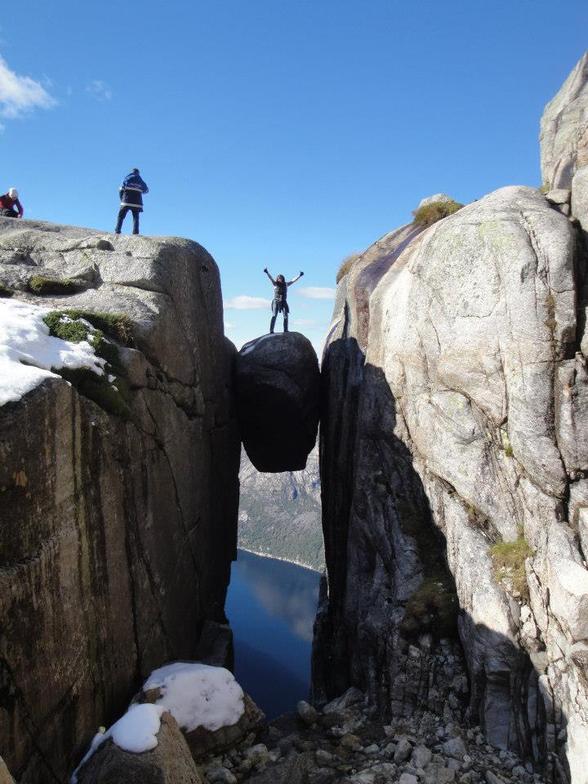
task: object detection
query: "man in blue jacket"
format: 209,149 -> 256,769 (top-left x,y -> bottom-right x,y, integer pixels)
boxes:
115,168 -> 149,235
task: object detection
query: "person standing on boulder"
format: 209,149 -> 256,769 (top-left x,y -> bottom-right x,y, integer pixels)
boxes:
263,268 -> 304,333
115,168 -> 149,235
0,188 -> 24,218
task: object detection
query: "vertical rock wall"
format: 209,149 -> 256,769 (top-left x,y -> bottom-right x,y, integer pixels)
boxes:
0,222 -> 240,783
314,185 -> 588,783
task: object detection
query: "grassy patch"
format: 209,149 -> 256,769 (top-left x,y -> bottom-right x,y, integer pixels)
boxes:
491,536 -> 532,600
43,310 -> 131,417
336,253 -> 360,284
43,311 -> 91,343
501,429 -> 513,457
539,182 -> 551,194
44,308 -> 133,345
28,275 -> 80,295
413,199 -> 463,227
401,574 -> 459,639
0,282 -> 13,298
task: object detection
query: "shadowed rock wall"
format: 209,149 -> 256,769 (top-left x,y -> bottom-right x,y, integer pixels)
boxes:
0,220 -> 240,783
314,186 -> 588,783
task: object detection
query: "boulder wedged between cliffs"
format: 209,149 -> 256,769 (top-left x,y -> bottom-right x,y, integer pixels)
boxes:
235,332 -> 320,473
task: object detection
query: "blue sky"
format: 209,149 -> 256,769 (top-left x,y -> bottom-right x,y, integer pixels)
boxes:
1,1 -> 587,351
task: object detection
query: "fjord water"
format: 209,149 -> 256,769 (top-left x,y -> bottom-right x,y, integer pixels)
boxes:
226,549 -> 321,719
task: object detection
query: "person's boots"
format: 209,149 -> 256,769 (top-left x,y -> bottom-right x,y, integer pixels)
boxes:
283,317 -> 289,333
270,316 -> 276,334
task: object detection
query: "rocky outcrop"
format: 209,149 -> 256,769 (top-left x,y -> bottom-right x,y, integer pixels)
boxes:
0,758 -> 15,784
235,333 -> 320,473
0,220 -> 240,783
315,183 -> 588,782
196,686 -> 547,784
75,711 -> 204,784
540,51 -> 588,190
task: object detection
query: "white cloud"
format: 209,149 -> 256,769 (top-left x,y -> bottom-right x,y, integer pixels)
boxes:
0,55 -> 56,119
224,295 -> 271,310
298,287 -> 336,300
291,318 -> 317,327
86,80 -> 112,101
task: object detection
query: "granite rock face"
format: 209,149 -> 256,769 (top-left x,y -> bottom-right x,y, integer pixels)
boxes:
314,186 -> 588,782
540,51 -> 588,190
235,332 -> 320,472
75,712 -> 204,784
0,220 -> 240,783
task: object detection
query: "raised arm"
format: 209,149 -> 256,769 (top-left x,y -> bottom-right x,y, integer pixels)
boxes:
287,271 -> 304,286
263,268 -> 276,285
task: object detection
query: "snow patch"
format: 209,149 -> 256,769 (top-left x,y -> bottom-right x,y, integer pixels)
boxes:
144,661 -> 245,732
70,704 -> 165,783
0,300 -> 105,406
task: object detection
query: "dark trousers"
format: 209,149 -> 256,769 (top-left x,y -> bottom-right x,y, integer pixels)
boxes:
270,299 -> 289,333
0,208 -> 18,218
115,206 -> 141,235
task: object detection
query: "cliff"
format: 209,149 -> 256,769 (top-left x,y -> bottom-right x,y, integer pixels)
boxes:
0,220 -> 240,782
315,53 -> 588,784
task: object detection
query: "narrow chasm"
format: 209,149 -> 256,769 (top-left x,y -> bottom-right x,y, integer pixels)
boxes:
226,447 -> 324,720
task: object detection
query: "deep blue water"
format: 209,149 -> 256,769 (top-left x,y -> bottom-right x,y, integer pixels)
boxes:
226,549 -> 321,719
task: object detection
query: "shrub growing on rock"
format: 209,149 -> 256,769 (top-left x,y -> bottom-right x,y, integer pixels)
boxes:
401,574 -> 459,639
0,282 -> 13,298
336,253 -> 360,283
490,536 -> 532,600
412,199 -> 463,227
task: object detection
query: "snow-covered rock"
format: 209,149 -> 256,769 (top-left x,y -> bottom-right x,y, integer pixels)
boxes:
139,661 -> 264,760
73,711 -> 202,784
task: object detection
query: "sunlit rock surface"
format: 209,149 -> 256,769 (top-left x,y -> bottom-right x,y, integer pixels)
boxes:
315,185 -> 588,781
0,219 -> 240,783
540,51 -> 588,190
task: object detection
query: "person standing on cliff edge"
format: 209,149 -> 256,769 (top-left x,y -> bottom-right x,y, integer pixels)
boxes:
263,268 -> 304,333
115,168 -> 149,235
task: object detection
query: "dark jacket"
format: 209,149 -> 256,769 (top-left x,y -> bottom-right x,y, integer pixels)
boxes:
0,194 -> 23,217
119,172 -> 149,211
273,281 -> 288,301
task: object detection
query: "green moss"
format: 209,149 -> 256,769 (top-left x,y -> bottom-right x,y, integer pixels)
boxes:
336,253 -> 360,284
491,536 -> 533,599
43,310 -> 130,418
57,367 -> 130,418
401,574 -> 459,639
43,311 -> 91,343
46,308 -> 134,345
413,199 -> 463,227
500,429 -> 513,457
28,275 -> 79,295
0,282 -> 13,298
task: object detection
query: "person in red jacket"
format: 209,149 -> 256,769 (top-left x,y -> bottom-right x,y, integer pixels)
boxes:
0,188 -> 24,218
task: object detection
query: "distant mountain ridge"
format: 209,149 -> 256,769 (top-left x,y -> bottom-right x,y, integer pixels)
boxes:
238,447 -> 324,571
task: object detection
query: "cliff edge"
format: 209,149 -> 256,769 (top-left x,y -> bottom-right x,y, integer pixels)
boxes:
0,220 -> 240,783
